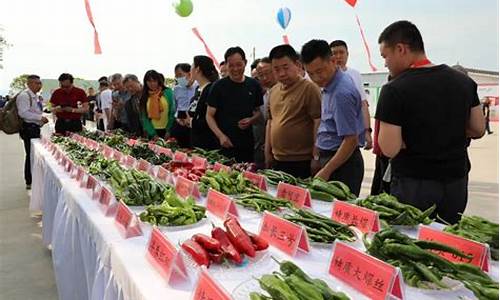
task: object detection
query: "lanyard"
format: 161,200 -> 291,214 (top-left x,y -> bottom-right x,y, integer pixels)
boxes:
410,58 -> 432,68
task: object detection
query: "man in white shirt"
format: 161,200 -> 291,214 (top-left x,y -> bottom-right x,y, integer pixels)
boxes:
16,75 -> 49,189
330,40 -> 373,150
96,78 -> 113,131
254,57 -> 277,169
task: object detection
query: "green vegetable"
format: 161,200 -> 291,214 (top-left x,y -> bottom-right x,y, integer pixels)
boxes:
444,215 -> 499,261
284,274 -> 323,300
256,259 -> 351,300
365,228 -> 498,296
257,274 -> 300,300
139,190 -> 205,226
283,209 -> 356,244
355,193 -> 435,226
306,178 -> 356,201
235,191 -> 293,213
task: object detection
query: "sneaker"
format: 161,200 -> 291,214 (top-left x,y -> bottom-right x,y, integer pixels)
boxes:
26,184 -> 31,190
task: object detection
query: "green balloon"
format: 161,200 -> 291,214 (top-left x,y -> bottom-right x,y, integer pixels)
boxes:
174,0 -> 193,17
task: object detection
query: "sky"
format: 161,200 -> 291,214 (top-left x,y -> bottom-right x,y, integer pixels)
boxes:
0,0 -> 498,95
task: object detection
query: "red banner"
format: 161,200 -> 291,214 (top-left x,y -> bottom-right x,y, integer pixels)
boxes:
83,0 -> 102,54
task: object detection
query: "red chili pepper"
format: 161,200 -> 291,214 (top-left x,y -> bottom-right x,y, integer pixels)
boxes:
192,234 -> 221,252
246,231 -> 269,251
223,217 -> 256,258
188,173 -> 199,182
181,240 -> 210,267
207,250 -> 224,264
211,227 -> 243,264
181,162 -> 194,170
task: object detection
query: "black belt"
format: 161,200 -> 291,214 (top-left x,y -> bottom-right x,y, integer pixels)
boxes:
22,122 -> 40,128
319,147 -> 361,156
58,119 -> 80,122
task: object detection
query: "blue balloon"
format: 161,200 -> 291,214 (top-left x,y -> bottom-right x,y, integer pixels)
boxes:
277,7 -> 291,30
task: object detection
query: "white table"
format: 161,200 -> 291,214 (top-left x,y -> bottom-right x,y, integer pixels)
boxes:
30,140 -> 497,300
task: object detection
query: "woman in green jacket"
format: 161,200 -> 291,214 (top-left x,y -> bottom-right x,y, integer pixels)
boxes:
139,70 -> 175,139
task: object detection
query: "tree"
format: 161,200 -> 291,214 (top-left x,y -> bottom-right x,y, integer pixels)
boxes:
10,74 -> 29,93
165,77 -> 176,88
0,26 -> 11,69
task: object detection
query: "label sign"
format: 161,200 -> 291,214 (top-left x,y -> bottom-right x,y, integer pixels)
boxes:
99,187 -> 114,207
192,268 -> 232,300
331,200 -> 380,233
98,186 -> 119,216
75,166 -> 85,182
213,162 -> 231,172
113,149 -> 123,161
114,201 -> 143,239
417,225 -> 490,271
243,171 -> 267,191
137,159 -> 151,172
276,182 -> 311,208
146,227 -> 187,284
206,189 -> 239,220
329,241 -> 404,300
174,151 -> 189,162
148,166 -> 157,177
258,212 -> 309,256
65,159 -> 74,173
175,176 -> 200,199
86,175 -> 98,191
156,167 -> 170,183
54,150 -> 62,161
123,155 -> 136,168
148,143 -> 158,152
192,156 -> 208,169
103,145 -> 114,158
157,146 -> 173,158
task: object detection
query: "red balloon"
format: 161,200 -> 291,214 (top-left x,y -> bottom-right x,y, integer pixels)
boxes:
345,0 -> 357,8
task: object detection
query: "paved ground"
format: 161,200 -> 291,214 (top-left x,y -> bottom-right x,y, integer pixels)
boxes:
0,133 -> 57,299
0,122 -> 497,299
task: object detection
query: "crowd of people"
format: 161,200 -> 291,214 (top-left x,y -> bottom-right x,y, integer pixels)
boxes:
14,20 -> 488,224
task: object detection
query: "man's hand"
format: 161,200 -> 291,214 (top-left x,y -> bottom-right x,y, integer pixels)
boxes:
176,118 -> 186,126
185,117 -> 193,128
311,159 -> 322,176
52,106 -> 62,113
40,116 -> 49,124
364,131 -> 373,150
314,167 -> 331,181
238,118 -> 252,130
219,135 -> 234,148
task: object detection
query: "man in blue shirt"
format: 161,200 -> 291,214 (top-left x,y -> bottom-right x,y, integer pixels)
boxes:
172,63 -> 197,147
301,39 -> 365,196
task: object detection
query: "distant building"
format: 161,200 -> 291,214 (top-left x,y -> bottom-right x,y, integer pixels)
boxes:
361,65 -> 499,120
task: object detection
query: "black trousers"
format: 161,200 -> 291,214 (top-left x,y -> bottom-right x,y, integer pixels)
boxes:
20,123 -> 40,185
390,175 -> 468,224
485,118 -> 492,134
55,119 -> 82,134
370,155 -> 391,195
220,147 -> 255,163
319,148 -> 364,196
273,160 -> 311,179
170,122 -> 191,148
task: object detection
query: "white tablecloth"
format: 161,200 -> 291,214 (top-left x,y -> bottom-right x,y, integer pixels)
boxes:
30,140 -> 497,300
